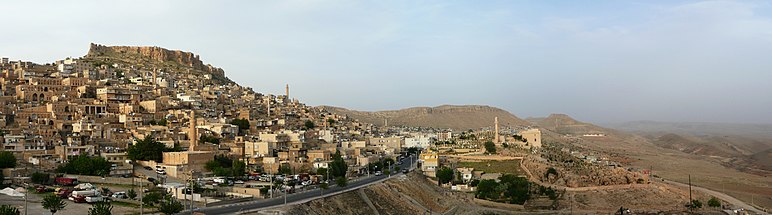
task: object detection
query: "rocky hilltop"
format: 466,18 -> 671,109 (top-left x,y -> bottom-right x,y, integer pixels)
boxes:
87,43 -> 224,76
319,105 -> 531,131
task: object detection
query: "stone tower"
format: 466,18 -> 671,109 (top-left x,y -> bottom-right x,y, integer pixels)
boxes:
494,117 -> 500,144
152,69 -> 158,89
285,84 -> 290,101
189,111 -> 197,151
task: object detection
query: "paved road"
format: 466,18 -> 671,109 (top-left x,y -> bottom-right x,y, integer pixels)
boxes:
181,155 -> 417,215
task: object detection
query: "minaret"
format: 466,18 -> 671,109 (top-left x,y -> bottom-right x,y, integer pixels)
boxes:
285,84 -> 290,101
494,117 -> 500,144
189,111 -> 197,151
152,69 -> 158,89
267,98 -> 271,117
384,118 -> 388,127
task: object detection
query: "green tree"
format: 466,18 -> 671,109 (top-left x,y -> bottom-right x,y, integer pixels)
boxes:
205,160 -> 222,172
127,135 -> 168,162
476,179 -> 499,200
0,152 -> 16,169
316,168 -> 328,180
0,205 -> 19,215
335,176 -> 348,187
142,192 -> 163,206
383,158 -> 395,167
42,194 -> 66,215
87,201 -> 112,215
31,172 -> 50,184
278,164 -> 292,175
304,120 -> 315,130
199,135 -> 221,144
327,118 -> 335,125
436,167 -> 454,185
484,141 -> 496,154
230,118 -> 250,133
56,155 -> 111,176
330,150 -> 347,178
707,197 -> 721,208
232,161 -> 246,177
158,195 -> 184,215
499,174 -> 531,204
127,189 -> 137,199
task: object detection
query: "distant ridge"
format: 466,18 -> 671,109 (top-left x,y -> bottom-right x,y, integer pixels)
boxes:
318,105 -> 531,131
527,114 -> 618,136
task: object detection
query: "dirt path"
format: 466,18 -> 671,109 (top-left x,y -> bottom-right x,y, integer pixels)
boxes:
659,179 -> 768,214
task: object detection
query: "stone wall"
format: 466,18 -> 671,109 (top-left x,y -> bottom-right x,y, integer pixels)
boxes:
63,174 -> 151,186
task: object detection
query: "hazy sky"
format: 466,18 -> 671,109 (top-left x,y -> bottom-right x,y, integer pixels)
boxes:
2,0 -> 772,124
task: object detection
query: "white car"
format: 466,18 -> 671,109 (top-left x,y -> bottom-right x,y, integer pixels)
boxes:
375,171 -> 383,176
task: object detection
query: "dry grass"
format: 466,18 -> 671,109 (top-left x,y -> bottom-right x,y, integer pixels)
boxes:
457,160 -> 524,176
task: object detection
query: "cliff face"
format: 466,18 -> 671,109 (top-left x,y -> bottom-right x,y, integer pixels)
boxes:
87,43 -> 224,75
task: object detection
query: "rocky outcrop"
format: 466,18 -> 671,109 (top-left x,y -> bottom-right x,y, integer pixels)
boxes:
87,43 -> 224,76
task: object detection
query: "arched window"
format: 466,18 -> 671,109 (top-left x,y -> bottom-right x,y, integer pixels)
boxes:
31,93 -> 38,101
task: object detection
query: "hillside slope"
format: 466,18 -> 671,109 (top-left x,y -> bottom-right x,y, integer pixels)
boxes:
527,114 -> 619,136
318,105 -> 530,131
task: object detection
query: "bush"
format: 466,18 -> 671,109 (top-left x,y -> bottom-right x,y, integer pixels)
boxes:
31,172 -> 50,185
708,197 -> 721,208
0,152 -> 16,169
127,189 -> 137,199
335,176 -> 347,187
0,205 -> 19,215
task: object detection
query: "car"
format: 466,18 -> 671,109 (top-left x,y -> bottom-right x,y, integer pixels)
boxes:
147,177 -> 156,183
143,166 -> 153,170
111,192 -> 127,199
234,180 -> 244,184
375,171 -> 383,176
402,169 -> 409,174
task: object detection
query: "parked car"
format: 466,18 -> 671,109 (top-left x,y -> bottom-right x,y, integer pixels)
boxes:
402,169 -> 409,174
375,171 -> 383,176
144,166 -> 153,171
111,192 -> 127,199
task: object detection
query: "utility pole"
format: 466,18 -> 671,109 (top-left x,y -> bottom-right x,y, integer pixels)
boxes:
189,170 -> 195,215
23,183 -> 27,215
388,162 -> 391,178
139,180 -> 144,215
269,162 -> 273,199
688,174 -> 693,213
